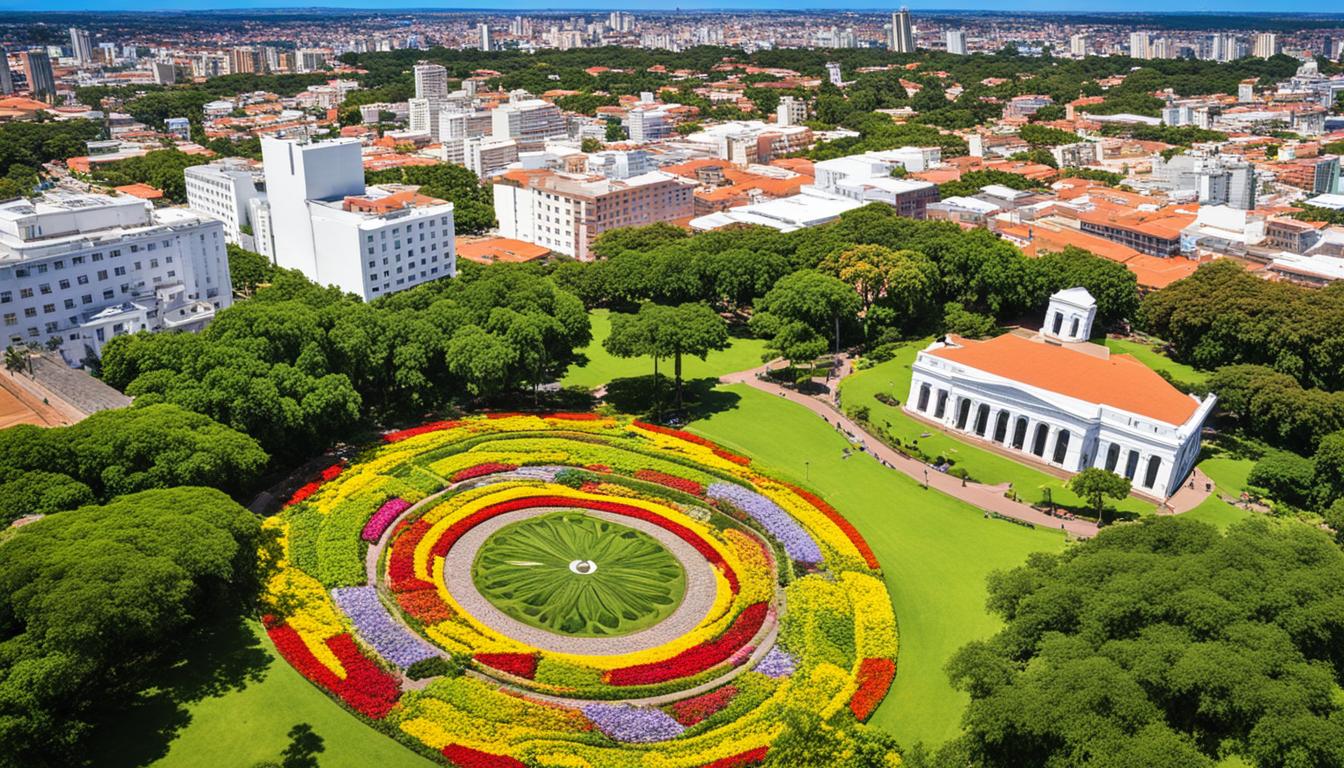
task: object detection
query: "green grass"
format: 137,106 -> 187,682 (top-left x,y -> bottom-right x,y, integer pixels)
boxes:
1183,456 -> 1256,530
562,309 -> 769,389
92,619 -> 437,768
842,346 -> 1153,519
1103,338 -> 1209,389
690,385 -> 1068,747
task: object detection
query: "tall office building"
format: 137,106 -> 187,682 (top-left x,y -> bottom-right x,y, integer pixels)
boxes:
0,51 -> 12,95
414,62 -> 448,101
261,137 -> 456,301
1129,32 -> 1152,60
491,97 -> 567,150
890,9 -> 915,54
478,23 -> 492,52
20,50 -> 55,100
1070,34 -> 1088,57
408,97 -> 433,135
184,159 -> 266,245
152,60 -> 177,85
229,47 -> 258,74
68,27 -> 93,65
1152,38 -> 1171,59
945,29 -> 967,55
1209,33 -> 1243,63
1253,33 -> 1279,59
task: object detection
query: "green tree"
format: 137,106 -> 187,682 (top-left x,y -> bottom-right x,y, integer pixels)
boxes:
936,517 -> 1344,768
604,302 -> 728,408
820,244 -> 938,333
1067,467 -> 1131,523
1247,450 -> 1316,508
752,269 -> 861,358
226,243 -> 276,298
0,487 -> 260,767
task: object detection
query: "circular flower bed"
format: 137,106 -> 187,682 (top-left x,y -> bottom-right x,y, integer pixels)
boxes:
261,413 -> 897,768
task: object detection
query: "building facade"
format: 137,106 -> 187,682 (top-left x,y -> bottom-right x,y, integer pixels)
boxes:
0,193 -> 231,365
904,289 -> 1215,499
184,159 -> 266,245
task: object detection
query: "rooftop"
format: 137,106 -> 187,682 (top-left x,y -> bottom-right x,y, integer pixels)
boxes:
929,333 -> 1201,425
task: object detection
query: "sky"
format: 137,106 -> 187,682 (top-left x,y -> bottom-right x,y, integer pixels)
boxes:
0,1 -> 1338,13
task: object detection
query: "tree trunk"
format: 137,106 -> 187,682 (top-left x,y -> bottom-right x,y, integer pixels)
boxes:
674,350 -> 684,408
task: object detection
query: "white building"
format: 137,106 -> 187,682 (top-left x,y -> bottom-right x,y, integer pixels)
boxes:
184,159 -> 265,246
905,288 -> 1215,499
810,149 -> 940,218
408,97 -> 434,135
890,8 -> 915,53
0,193 -> 231,364
945,29 -> 967,55
776,96 -> 807,127
465,136 -> 519,178
1070,34 -> 1088,57
491,98 -> 567,149
626,107 -> 672,143
261,137 -> 456,301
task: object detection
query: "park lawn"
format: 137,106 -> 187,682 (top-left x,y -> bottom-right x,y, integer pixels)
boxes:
1183,456 -> 1256,530
561,308 -> 768,389
1103,338 -> 1210,389
97,619 -> 437,768
691,384 -> 1068,748
842,347 -> 1153,519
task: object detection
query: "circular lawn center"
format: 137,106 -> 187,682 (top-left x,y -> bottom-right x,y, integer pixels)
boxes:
471,510 -> 687,637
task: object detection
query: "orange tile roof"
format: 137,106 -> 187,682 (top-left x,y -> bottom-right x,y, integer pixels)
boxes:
930,334 -> 1200,424
114,183 -> 163,200
457,237 -> 550,265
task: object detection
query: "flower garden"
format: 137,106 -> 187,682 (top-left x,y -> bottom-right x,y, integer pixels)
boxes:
261,413 -> 897,768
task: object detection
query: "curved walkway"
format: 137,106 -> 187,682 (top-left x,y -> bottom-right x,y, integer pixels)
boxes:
441,506 -> 720,656
720,362 -> 1100,539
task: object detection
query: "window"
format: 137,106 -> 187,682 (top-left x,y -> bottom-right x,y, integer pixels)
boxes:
1052,431 -> 1070,464
1031,424 -> 1049,457
1144,456 -> 1162,489
19,288 -> 33,299
77,275 -> 89,285
58,279 -> 70,290
1104,443 -> 1120,472
1124,450 -> 1140,480
2,313 -> 15,326
0,292 -> 9,304
39,284 -> 51,295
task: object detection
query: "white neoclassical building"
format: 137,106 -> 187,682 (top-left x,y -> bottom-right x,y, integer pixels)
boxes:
905,288 -> 1216,499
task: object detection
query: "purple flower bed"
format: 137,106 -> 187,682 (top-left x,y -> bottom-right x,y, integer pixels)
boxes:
581,703 -> 686,743
362,497 -> 412,543
755,646 -> 797,678
707,483 -> 823,564
332,586 -> 439,668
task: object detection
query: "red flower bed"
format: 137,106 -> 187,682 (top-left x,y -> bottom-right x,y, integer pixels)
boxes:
283,463 -> 345,507
607,602 -> 767,686
668,684 -> 738,725
267,626 -> 401,719
486,411 -> 526,420
319,463 -> 345,481
325,633 -> 402,719
451,462 -> 518,483
442,744 -> 526,768
424,495 -> 738,592
384,420 -> 464,443
702,746 -> 769,768
544,412 -> 601,421
849,657 -> 896,722
633,421 -> 752,466
784,482 -> 880,570
388,520 -> 434,592
395,587 -> 454,623
585,464 -> 611,473
634,469 -> 705,496
474,652 -> 538,680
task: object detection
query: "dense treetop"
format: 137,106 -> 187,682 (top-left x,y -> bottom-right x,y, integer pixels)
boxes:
915,517 -> 1344,768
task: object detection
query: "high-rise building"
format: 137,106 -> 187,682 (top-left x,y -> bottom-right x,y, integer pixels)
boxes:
20,50 -> 55,100
491,98 -> 567,150
890,8 -> 915,54
229,47 -> 258,75
0,51 -> 12,95
826,62 -> 843,87
152,60 -> 177,85
68,27 -> 93,65
625,106 -> 671,142
464,136 -> 518,178
296,49 -> 328,73
1070,34 -> 1088,57
945,29 -> 967,55
408,98 -> 434,135
260,137 -> 457,301
1209,33 -> 1243,63
1129,32 -> 1152,60
1253,33 -> 1279,59
478,23 -> 492,52
777,95 -> 807,127
1152,38 -> 1171,60
413,62 -> 449,101
0,192 -> 231,364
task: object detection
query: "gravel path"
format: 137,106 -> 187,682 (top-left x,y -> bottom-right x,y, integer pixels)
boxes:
442,506 -> 721,656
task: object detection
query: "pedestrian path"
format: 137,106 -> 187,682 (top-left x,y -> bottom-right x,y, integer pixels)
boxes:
720,362 -> 1100,539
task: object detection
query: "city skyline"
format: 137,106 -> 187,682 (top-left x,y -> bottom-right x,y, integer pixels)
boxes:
4,2 -> 1344,14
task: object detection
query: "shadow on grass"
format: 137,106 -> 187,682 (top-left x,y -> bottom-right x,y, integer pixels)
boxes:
603,375 -> 742,422
85,610 -> 272,768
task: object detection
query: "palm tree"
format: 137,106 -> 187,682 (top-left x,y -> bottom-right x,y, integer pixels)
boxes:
4,345 -> 28,375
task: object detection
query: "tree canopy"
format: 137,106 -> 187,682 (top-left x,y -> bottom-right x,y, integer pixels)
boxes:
919,517 -> 1344,768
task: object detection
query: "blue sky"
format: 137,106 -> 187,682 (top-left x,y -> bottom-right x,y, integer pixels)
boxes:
0,0 -> 1334,12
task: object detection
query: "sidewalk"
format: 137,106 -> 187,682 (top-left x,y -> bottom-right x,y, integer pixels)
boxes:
721,362 -> 1099,539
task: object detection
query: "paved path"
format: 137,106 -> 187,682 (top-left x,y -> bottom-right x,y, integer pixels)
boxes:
1163,466 -> 1213,514
720,362 -> 1100,539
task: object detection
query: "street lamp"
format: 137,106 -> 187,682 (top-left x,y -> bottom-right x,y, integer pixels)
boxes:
923,469 -> 929,489
805,460 -> 810,482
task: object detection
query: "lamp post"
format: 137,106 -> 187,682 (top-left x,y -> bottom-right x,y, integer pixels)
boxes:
923,469 -> 929,489
805,460 -> 810,482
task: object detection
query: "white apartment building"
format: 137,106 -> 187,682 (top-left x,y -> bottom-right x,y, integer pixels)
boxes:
0,193 -> 231,364
465,136 -> 519,178
414,63 -> 449,101
626,107 -> 672,142
491,98 -> 567,149
408,97 -> 434,136
261,137 -> 456,301
493,170 -> 694,260
945,29 -> 967,55
776,96 -> 807,127
184,159 -> 265,245
588,150 -> 655,180
905,289 -> 1215,499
